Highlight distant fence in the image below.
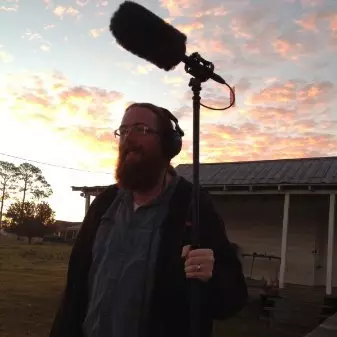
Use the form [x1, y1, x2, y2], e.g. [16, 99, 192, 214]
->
[304, 312, 337, 336]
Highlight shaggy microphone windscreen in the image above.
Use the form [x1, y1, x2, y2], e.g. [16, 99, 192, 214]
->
[110, 1, 187, 71]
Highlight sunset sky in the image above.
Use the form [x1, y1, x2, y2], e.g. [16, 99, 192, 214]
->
[1, 0, 337, 222]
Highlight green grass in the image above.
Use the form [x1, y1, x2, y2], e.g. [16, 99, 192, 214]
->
[0, 237, 270, 337]
[0, 237, 72, 337]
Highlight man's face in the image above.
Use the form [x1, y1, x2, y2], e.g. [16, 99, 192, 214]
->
[115, 106, 167, 192]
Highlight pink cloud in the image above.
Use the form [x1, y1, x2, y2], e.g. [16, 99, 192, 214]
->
[295, 10, 337, 36]
[295, 15, 319, 32]
[187, 38, 233, 57]
[247, 80, 335, 106]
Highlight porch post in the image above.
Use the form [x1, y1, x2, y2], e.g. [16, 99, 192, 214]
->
[85, 194, 91, 215]
[326, 193, 335, 295]
[279, 193, 290, 288]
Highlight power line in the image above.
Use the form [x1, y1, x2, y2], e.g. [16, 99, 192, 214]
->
[0, 152, 113, 175]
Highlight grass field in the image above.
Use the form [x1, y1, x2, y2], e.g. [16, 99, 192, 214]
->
[0, 237, 72, 337]
[0, 237, 270, 337]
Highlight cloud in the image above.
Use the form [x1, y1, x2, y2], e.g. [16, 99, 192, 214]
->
[175, 22, 204, 35]
[1, 0, 19, 12]
[272, 39, 307, 60]
[0, 71, 127, 170]
[53, 6, 80, 19]
[163, 75, 185, 86]
[190, 121, 337, 163]
[0, 46, 13, 63]
[43, 24, 56, 30]
[117, 62, 156, 75]
[160, 0, 200, 17]
[187, 38, 233, 57]
[170, 74, 337, 163]
[300, 0, 324, 6]
[195, 6, 228, 18]
[89, 28, 106, 38]
[96, 0, 108, 7]
[295, 10, 337, 36]
[40, 44, 51, 52]
[247, 80, 335, 106]
[76, 0, 91, 6]
[21, 29, 52, 52]
[161, 0, 229, 19]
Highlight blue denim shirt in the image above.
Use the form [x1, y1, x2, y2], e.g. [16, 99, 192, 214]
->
[83, 177, 180, 337]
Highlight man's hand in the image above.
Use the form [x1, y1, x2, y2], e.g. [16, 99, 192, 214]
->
[182, 245, 214, 282]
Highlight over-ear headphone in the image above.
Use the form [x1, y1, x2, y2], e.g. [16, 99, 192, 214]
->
[157, 108, 184, 159]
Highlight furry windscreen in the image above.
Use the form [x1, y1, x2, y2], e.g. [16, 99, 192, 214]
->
[110, 1, 187, 71]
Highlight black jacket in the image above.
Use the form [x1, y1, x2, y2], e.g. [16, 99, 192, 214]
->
[50, 177, 248, 337]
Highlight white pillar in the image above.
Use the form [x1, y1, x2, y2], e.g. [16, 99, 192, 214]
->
[85, 194, 91, 215]
[279, 193, 290, 288]
[326, 193, 335, 295]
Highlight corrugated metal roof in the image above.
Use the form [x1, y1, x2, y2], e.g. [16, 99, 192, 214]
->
[175, 156, 337, 186]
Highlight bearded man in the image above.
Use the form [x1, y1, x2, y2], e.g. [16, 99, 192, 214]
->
[49, 102, 248, 337]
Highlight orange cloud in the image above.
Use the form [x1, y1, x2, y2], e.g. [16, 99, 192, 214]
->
[160, 0, 200, 17]
[330, 14, 337, 34]
[187, 38, 233, 57]
[272, 39, 305, 60]
[195, 6, 228, 18]
[53, 6, 80, 19]
[295, 15, 319, 32]
[175, 22, 204, 35]
[89, 28, 106, 38]
[248, 80, 335, 106]
[167, 77, 337, 163]
[295, 10, 337, 36]
[0, 71, 127, 171]
[187, 121, 337, 163]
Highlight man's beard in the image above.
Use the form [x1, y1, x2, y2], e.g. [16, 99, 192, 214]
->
[115, 144, 167, 193]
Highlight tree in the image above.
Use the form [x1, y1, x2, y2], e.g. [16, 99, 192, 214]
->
[35, 201, 56, 226]
[16, 218, 50, 244]
[17, 163, 53, 223]
[0, 161, 19, 228]
[6, 200, 56, 243]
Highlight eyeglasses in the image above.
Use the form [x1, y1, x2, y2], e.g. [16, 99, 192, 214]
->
[114, 124, 159, 138]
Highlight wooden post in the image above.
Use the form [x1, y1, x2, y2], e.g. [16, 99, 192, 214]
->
[85, 194, 91, 215]
[279, 193, 290, 288]
[326, 193, 335, 295]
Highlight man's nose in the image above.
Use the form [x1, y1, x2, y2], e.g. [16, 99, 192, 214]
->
[120, 130, 137, 145]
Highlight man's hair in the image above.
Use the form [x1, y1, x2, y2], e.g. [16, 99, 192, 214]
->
[125, 102, 175, 138]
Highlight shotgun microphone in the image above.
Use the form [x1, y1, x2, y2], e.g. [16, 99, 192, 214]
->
[109, 1, 226, 85]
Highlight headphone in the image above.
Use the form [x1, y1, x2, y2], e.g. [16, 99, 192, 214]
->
[157, 108, 184, 159]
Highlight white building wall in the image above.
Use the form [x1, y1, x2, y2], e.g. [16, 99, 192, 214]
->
[210, 194, 337, 288]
